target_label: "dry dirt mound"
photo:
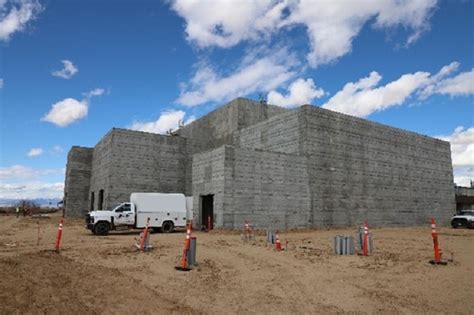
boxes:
[0,251,194,314]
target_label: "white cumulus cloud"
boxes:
[451,167,474,188]
[171,0,284,48]
[267,78,325,108]
[0,165,62,181]
[41,98,89,127]
[51,60,79,79]
[286,0,436,66]
[437,127,474,167]
[0,182,64,199]
[27,147,43,157]
[322,62,474,118]
[417,61,461,99]
[436,69,474,97]
[436,126,474,187]
[322,71,431,117]
[129,110,196,134]
[177,49,298,107]
[0,0,42,41]
[41,88,106,127]
[171,0,437,67]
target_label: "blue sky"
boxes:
[0,0,473,200]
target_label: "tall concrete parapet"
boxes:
[177,97,288,194]
[176,97,288,151]
[64,146,93,218]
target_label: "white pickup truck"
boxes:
[85,193,193,235]
[451,210,474,229]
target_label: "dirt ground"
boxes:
[0,213,472,314]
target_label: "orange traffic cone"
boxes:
[275,231,282,251]
[54,217,64,252]
[430,218,447,265]
[176,223,192,271]
[139,217,150,251]
[180,239,189,269]
[363,220,369,256]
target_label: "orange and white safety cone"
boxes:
[430,218,447,265]
[275,231,282,251]
[139,217,151,251]
[54,217,64,252]
[176,223,192,271]
[363,220,369,256]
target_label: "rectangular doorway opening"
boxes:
[201,194,214,230]
[98,189,104,210]
[90,192,95,211]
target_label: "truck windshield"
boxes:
[115,203,131,212]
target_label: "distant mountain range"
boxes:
[0,198,62,207]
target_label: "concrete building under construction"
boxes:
[64,98,455,229]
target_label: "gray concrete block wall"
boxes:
[64,146,93,217]
[232,104,454,227]
[300,105,455,227]
[180,98,288,197]
[227,146,311,230]
[89,131,114,211]
[177,98,288,152]
[234,109,303,155]
[106,129,188,208]
[193,146,311,230]
[191,146,227,227]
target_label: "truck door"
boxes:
[114,203,134,226]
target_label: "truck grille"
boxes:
[85,214,91,224]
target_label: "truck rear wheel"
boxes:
[94,222,110,235]
[451,218,467,229]
[162,221,174,233]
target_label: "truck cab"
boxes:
[86,202,136,235]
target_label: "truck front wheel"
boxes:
[94,222,110,235]
[162,221,174,233]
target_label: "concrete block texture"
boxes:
[193,146,311,230]
[64,146,93,218]
[178,98,287,196]
[233,105,455,227]
[177,98,288,151]
[90,128,188,212]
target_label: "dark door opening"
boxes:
[201,195,214,230]
[90,192,95,211]
[98,189,104,210]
